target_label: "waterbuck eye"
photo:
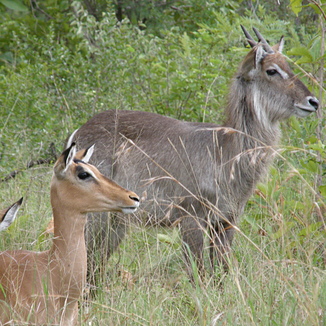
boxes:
[77,171,91,180]
[266,69,278,76]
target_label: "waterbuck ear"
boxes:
[54,142,76,177]
[273,36,284,53]
[254,45,266,68]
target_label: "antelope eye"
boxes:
[77,171,91,180]
[266,69,278,76]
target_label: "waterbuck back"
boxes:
[69,26,318,280]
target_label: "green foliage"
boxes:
[0,0,325,324]
[290,0,304,16]
[0,1,246,174]
[0,0,28,11]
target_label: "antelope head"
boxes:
[239,26,319,122]
[52,143,140,214]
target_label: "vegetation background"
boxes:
[0,0,325,325]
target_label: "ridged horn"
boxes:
[240,25,257,48]
[252,27,274,53]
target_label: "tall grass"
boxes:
[0,154,324,325]
[0,3,324,325]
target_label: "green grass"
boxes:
[0,161,324,325]
[0,3,325,324]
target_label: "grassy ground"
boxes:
[0,6,324,324]
[0,159,324,325]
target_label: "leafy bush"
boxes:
[0,1,324,324]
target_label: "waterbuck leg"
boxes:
[85,212,128,286]
[209,221,235,273]
[180,216,206,281]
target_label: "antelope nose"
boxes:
[130,195,140,208]
[308,97,319,110]
[129,195,140,203]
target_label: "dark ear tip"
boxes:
[86,144,94,151]
[61,142,76,164]
[17,197,23,205]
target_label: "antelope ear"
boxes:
[54,143,76,177]
[0,197,23,231]
[66,129,78,149]
[254,45,266,68]
[82,144,95,163]
[74,144,95,163]
[63,142,76,172]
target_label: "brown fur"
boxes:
[69,28,318,279]
[0,145,139,324]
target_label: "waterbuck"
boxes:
[68,26,319,279]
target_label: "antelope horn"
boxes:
[241,25,257,48]
[252,27,274,53]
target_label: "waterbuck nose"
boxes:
[308,97,319,110]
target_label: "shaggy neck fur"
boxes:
[219,74,281,207]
